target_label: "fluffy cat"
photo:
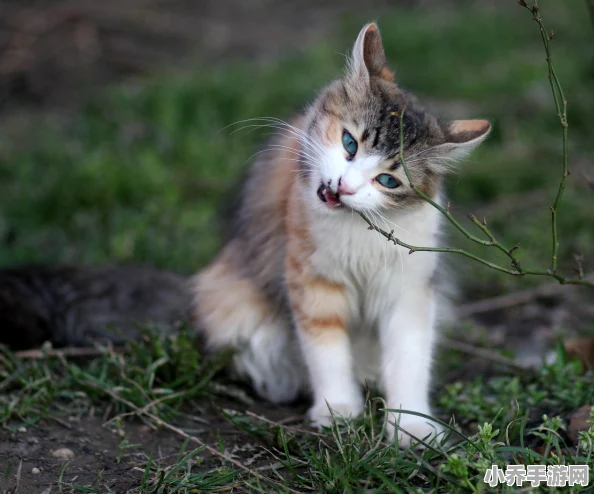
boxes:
[0,265,190,350]
[192,22,491,447]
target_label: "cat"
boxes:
[0,265,191,350]
[191,22,491,447]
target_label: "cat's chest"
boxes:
[307,206,440,300]
[310,215,410,285]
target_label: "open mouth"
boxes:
[316,183,343,209]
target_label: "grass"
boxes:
[0,328,229,427]
[4,330,594,492]
[1,0,594,492]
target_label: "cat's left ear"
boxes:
[350,23,394,84]
[436,119,492,160]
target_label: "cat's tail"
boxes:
[0,264,193,350]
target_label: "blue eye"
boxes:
[376,174,399,189]
[342,131,358,156]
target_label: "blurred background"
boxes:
[0,0,593,359]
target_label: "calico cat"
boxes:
[192,23,491,447]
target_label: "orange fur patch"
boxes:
[306,315,346,330]
[323,116,340,147]
[379,67,394,82]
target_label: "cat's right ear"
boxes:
[350,23,394,84]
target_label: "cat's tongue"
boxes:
[317,184,343,209]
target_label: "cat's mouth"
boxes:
[317,183,344,209]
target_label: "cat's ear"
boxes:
[350,23,394,84]
[436,119,491,160]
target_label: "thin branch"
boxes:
[440,337,537,375]
[245,410,326,438]
[14,346,124,360]
[359,214,522,276]
[520,0,569,274]
[458,281,565,317]
[358,2,594,289]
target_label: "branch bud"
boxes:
[508,243,521,255]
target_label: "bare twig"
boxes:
[520,0,570,274]
[29,409,73,429]
[103,389,190,427]
[245,410,326,438]
[458,283,560,317]
[457,275,594,316]
[440,337,537,375]
[14,346,124,360]
[360,2,594,289]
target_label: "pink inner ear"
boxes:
[448,119,491,143]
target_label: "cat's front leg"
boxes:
[287,275,363,428]
[379,283,444,448]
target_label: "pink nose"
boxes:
[337,177,356,196]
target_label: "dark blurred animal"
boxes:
[0,265,191,350]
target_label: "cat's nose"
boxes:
[337,177,356,196]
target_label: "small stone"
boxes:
[31,467,41,475]
[17,427,27,433]
[52,448,75,460]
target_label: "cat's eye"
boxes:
[342,131,358,156]
[376,173,400,189]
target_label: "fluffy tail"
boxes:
[0,265,192,350]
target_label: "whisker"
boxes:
[225,117,326,157]
[268,143,321,163]
[261,117,326,155]
[228,124,323,161]
[373,210,420,242]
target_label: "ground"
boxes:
[1,0,594,492]
[1,398,304,492]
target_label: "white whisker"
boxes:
[225,117,326,157]
[229,123,323,161]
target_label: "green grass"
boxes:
[0,327,230,427]
[4,329,594,492]
[0,0,593,492]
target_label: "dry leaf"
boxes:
[568,405,593,445]
[564,337,594,368]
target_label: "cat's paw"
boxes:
[386,415,446,449]
[307,398,364,429]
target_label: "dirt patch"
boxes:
[0,397,305,492]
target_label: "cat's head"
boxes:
[302,23,491,214]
